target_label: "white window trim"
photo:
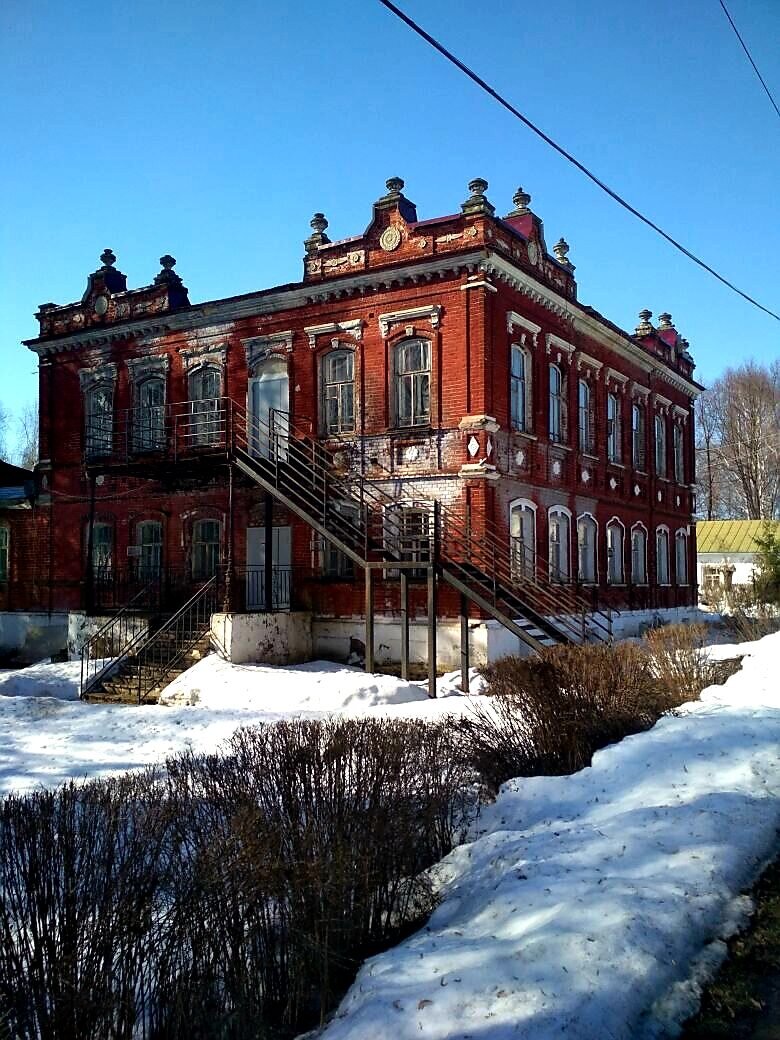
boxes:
[606,516,626,586]
[576,511,598,585]
[656,524,671,586]
[510,342,533,433]
[630,522,649,585]
[320,345,356,436]
[548,505,572,582]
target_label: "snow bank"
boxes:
[0,657,478,796]
[317,632,780,1040]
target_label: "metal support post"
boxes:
[427,565,437,698]
[460,593,470,694]
[400,571,409,681]
[365,566,374,673]
[264,492,274,612]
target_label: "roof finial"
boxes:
[553,237,572,268]
[508,187,531,217]
[100,248,116,268]
[657,312,673,329]
[385,176,405,195]
[304,212,330,255]
[461,177,495,217]
[636,309,654,335]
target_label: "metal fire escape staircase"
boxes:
[80,399,613,701]
[228,401,613,653]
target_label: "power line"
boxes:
[376,0,780,323]
[718,0,780,124]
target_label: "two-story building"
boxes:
[13,176,702,689]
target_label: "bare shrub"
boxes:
[0,717,477,1039]
[458,642,664,793]
[644,623,725,702]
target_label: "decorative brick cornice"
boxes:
[179,343,227,370]
[126,354,170,381]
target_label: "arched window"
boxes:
[578,379,592,453]
[631,524,648,584]
[655,414,667,476]
[577,513,597,583]
[137,520,163,581]
[394,338,430,428]
[322,349,355,435]
[0,525,8,582]
[85,383,114,458]
[134,376,166,452]
[510,499,537,578]
[188,366,222,446]
[656,526,670,585]
[606,519,625,584]
[549,364,564,443]
[675,529,689,585]
[607,393,621,462]
[548,507,571,581]
[632,403,646,470]
[511,345,531,432]
[673,423,685,483]
[192,519,221,580]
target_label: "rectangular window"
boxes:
[674,424,685,483]
[91,523,113,584]
[388,507,431,579]
[323,351,355,435]
[85,384,114,458]
[549,365,564,443]
[655,414,667,476]
[632,404,646,469]
[607,524,624,584]
[510,346,528,432]
[395,340,430,428]
[323,502,359,577]
[0,527,8,581]
[631,528,647,584]
[656,530,670,585]
[676,533,688,584]
[578,380,592,453]
[192,520,220,580]
[607,393,621,462]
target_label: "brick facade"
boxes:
[16,178,701,622]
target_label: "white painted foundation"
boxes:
[211,612,313,665]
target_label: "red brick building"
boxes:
[13,176,701,677]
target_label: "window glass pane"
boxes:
[91,523,113,578]
[193,520,220,579]
[0,528,8,581]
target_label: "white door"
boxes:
[246,525,291,609]
[249,359,289,459]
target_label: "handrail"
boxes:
[80,580,161,698]
[244,403,612,641]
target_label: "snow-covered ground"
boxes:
[2,631,778,1039]
[0,656,479,795]
[317,632,780,1040]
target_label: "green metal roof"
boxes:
[697,519,779,555]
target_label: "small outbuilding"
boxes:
[696,519,779,601]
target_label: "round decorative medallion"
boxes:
[94,294,109,316]
[552,459,561,477]
[676,495,681,507]
[527,240,538,265]
[380,225,402,252]
[609,476,618,490]
[581,468,590,483]
[403,444,420,463]
[515,449,525,466]
[657,490,662,502]
[633,484,640,496]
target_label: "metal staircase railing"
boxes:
[80,581,163,698]
[225,399,613,645]
[126,575,219,704]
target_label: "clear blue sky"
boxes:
[2,0,778,447]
